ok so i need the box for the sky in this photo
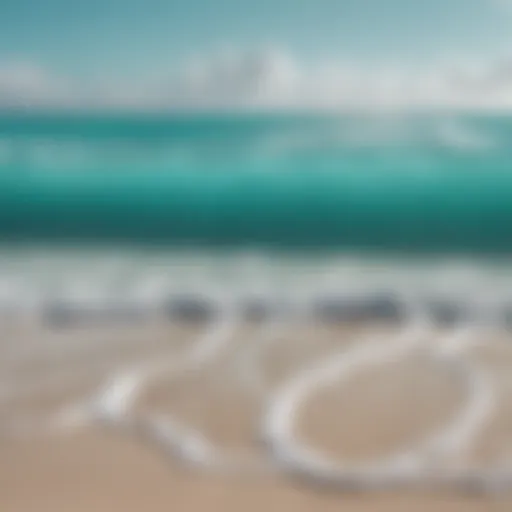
[0,0,512,109]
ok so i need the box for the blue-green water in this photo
[0,111,511,253]
[0,111,509,173]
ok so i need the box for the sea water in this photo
[2,111,512,492]
[0,111,511,251]
[0,111,507,174]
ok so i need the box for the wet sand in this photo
[2,319,512,512]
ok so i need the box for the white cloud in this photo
[0,62,75,108]
[169,45,301,108]
[1,47,512,111]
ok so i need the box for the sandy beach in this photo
[3,318,512,512]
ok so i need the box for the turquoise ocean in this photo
[0,111,511,252]
[0,111,508,174]
[0,110,509,310]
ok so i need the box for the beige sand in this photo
[2,320,512,512]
